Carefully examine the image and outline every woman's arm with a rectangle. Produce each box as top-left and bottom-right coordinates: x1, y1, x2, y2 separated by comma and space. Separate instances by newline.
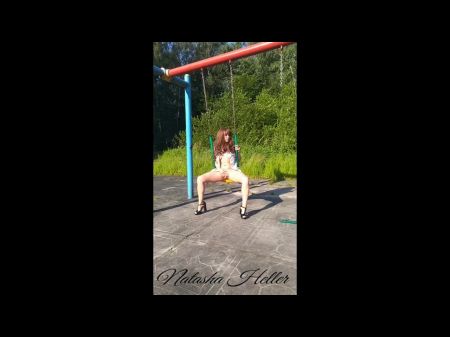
215, 155, 221, 170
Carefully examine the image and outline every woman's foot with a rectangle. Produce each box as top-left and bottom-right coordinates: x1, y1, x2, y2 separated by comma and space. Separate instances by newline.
194, 201, 207, 215
240, 205, 248, 219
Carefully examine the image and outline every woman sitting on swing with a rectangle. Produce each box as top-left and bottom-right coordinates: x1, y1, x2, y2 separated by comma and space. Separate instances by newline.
194, 128, 249, 219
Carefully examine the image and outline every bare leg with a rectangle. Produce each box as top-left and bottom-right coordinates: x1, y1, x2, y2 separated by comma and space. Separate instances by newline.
241, 175, 249, 207
196, 177, 205, 204
196, 171, 227, 205
227, 170, 250, 207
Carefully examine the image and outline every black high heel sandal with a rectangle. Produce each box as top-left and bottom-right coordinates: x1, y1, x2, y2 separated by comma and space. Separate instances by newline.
240, 205, 248, 219
194, 201, 207, 215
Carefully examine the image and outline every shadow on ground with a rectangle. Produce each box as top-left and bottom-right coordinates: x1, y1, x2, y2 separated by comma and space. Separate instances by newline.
153, 180, 272, 213
206, 186, 295, 218
246, 187, 295, 217
154, 185, 295, 220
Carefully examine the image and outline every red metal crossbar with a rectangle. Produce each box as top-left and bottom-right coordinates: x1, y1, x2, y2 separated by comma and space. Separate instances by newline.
165, 42, 294, 77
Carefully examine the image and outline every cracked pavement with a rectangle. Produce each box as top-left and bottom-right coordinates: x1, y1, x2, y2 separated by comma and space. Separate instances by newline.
153, 176, 297, 295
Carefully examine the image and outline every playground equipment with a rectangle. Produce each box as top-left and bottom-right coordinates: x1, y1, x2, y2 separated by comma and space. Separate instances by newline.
201, 60, 239, 185
153, 42, 295, 199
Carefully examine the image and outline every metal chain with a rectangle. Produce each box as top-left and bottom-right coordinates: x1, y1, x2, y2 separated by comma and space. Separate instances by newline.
201, 68, 213, 135
201, 68, 208, 113
229, 60, 236, 133
177, 86, 181, 130
280, 45, 283, 88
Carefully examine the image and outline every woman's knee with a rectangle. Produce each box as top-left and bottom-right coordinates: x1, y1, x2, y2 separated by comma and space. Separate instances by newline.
197, 175, 204, 184
242, 175, 249, 186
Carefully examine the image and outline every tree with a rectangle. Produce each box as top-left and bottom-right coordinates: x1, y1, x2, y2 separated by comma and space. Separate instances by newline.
153, 42, 297, 153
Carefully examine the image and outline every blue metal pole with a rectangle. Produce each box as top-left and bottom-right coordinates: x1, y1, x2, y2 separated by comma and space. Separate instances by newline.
184, 74, 193, 199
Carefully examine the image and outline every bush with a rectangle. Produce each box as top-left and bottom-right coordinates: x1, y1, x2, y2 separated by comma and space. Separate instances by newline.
173, 80, 297, 154
154, 146, 297, 182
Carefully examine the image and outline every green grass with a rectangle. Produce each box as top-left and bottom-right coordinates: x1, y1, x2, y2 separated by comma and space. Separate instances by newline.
153, 146, 296, 182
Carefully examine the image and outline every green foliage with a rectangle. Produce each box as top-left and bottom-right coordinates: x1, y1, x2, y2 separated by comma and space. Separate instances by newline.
153, 147, 186, 175
153, 146, 296, 182
154, 42, 298, 180
154, 42, 297, 153
180, 79, 297, 154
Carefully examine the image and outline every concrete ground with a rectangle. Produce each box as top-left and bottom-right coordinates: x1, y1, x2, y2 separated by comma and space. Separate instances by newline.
153, 176, 297, 295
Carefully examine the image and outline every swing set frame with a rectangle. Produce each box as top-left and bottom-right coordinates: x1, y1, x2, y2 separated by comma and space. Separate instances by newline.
153, 42, 295, 199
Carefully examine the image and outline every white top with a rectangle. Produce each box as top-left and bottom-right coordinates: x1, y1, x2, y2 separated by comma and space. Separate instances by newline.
215, 151, 238, 170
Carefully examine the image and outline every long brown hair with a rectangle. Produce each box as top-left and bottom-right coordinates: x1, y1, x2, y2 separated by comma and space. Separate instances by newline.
214, 128, 235, 157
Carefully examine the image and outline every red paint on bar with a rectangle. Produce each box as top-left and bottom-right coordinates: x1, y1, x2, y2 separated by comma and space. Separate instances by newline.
166, 42, 294, 77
